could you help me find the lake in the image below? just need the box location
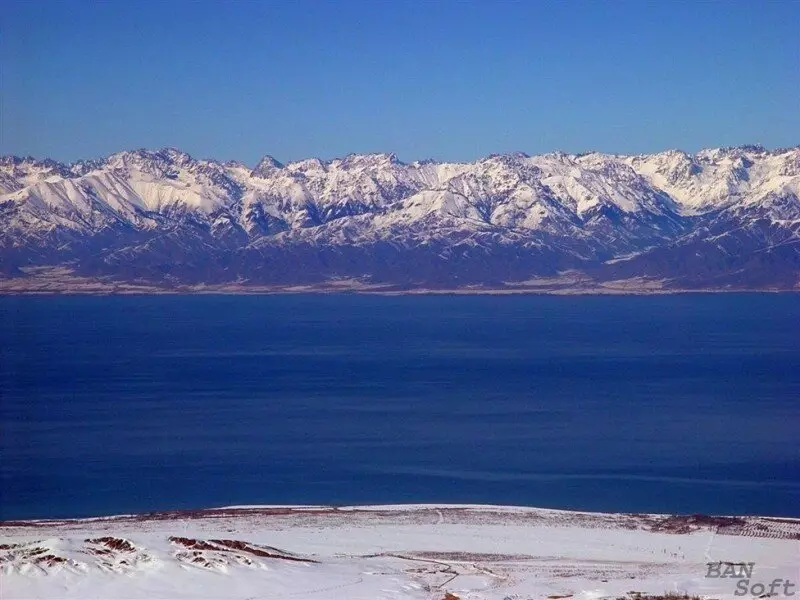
[1,294,798,519]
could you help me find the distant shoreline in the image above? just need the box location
[2,286,797,296]
[2,285,796,296]
[1,270,797,297]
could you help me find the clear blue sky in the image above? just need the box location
[2,0,798,164]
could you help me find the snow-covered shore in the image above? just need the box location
[2,505,798,600]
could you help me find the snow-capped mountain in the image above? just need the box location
[1,145,798,290]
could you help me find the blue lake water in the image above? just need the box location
[1,294,798,520]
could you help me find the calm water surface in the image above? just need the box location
[1,294,798,519]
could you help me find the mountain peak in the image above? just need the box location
[251,155,284,178]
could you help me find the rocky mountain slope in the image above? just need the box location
[1,145,798,290]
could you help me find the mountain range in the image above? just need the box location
[1,145,798,292]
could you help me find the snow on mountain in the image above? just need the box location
[1,145,798,289]
[626,145,800,213]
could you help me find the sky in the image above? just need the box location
[1,0,798,165]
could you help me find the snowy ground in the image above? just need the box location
[1,505,798,600]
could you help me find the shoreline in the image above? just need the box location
[1,266,797,296]
[1,280,797,297]
[4,503,800,527]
